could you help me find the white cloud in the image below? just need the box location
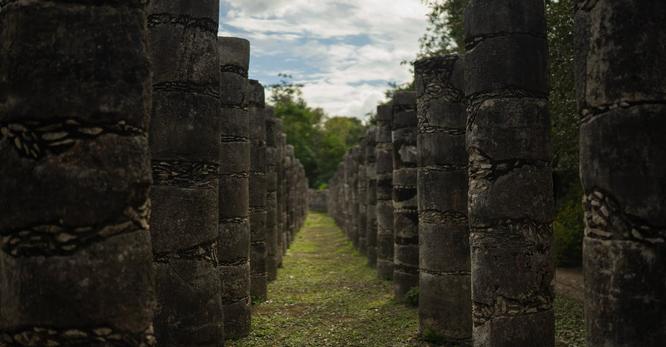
[219,0,428,120]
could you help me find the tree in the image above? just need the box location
[268,76,365,188]
[419,0,469,56]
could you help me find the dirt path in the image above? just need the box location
[228,212,585,346]
[556,268,584,303]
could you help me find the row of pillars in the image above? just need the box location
[328,1,665,346]
[0,1,309,346]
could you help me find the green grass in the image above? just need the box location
[227,212,420,347]
[555,295,586,347]
[228,212,585,347]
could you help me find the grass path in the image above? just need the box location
[228,212,585,347]
[228,212,421,347]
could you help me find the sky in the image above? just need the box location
[218,0,429,121]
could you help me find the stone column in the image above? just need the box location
[357,137,368,254]
[248,80,268,302]
[218,36,251,339]
[265,112,280,282]
[365,127,378,267]
[464,1,554,345]
[575,1,666,346]
[392,91,419,301]
[376,104,395,280]
[415,55,471,345]
[278,133,289,258]
[284,145,296,246]
[351,146,362,248]
[147,1,224,345]
[344,153,355,240]
[0,2,156,345]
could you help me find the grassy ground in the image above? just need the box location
[228,212,585,347]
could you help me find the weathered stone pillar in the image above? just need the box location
[284,145,296,246]
[575,2,666,345]
[344,153,355,240]
[376,104,395,280]
[0,2,156,344]
[415,55,471,345]
[351,146,362,248]
[278,133,289,258]
[248,80,268,302]
[147,1,224,345]
[265,112,280,282]
[464,1,554,345]
[392,91,419,301]
[218,36,251,339]
[357,136,368,254]
[365,127,378,267]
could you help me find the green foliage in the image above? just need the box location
[421,328,446,344]
[419,0,469,56]
[268,76,365,188]
[405,287,419,307]
[384,80,415,100]
[547,0,578,173]
[554,294,586,346]
[554,181,584,267]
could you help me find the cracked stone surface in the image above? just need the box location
[248,80,268,303]
[464,1,555,346]
[147,0,224,345]
[415,54,471,346]
[218,36,252,339]
[0,0,156,343]
[576,1,666,345]
[392,91,419,302]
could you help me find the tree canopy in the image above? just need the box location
[268,76,365,189]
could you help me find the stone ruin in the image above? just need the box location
[328,1,664,346]
[147,0,224,344]
[0,2,309,345]
[218,36,252,338]
[415,54,471,345]
[1,0,664,346]
[391,92,420,302]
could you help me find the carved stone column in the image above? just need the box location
[265,112,280,282]
[415,55,471,345]
[0,2,156,344]
[218,36,251,339]
[248,80,268,302]
[357,137,368,254]
[147,1,224,345]
[376,104,395,280]
[465,1,554,345]
[392,92,419,301]
[365,127,378,267]
[576,1,666,345]
[278,133,289,258]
